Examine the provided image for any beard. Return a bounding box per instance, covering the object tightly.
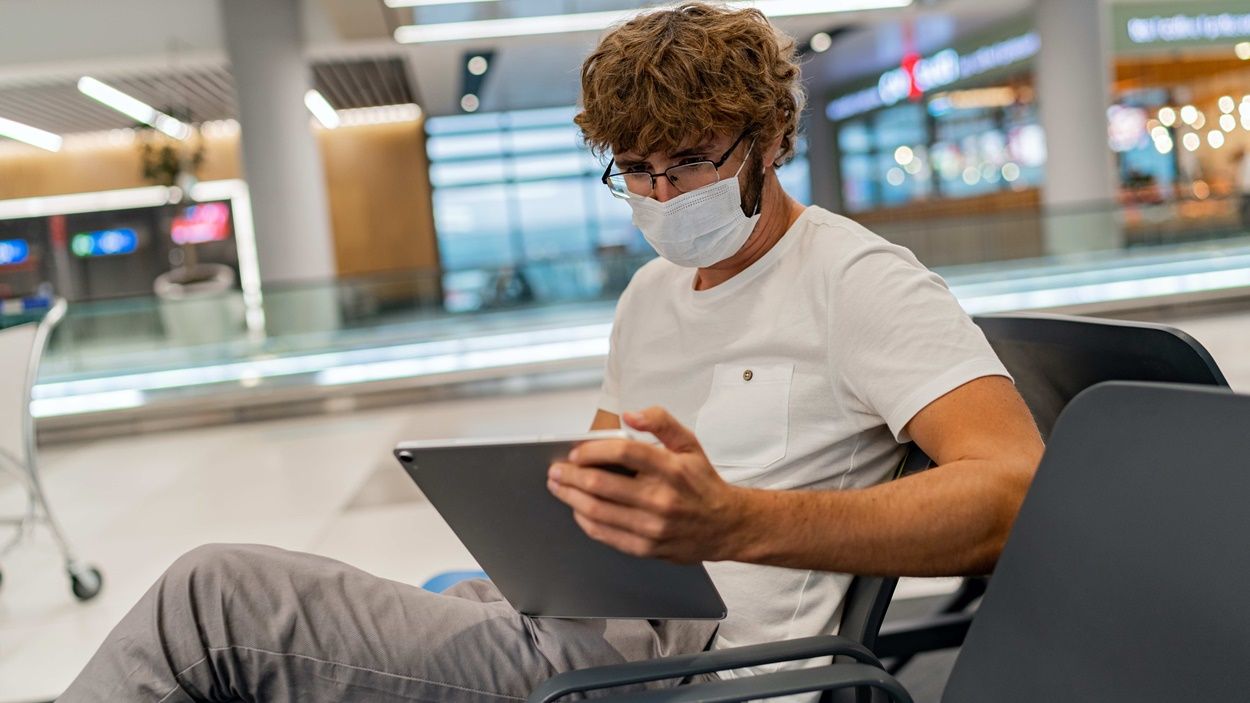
[738,147,766,218]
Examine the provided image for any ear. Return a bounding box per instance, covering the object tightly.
[764,131,785,170]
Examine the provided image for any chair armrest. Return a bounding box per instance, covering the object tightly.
[872,611,974,660]
[527,635,882,703]
[585,662,913,703]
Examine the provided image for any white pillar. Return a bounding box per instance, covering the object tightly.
[220,0,336,284]
[1035,0,1121,255]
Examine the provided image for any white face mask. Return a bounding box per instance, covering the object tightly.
[624,149,761,268]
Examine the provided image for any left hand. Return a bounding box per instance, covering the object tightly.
[547,406,748,563]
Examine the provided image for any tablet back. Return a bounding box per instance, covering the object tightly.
[395,436,727,620]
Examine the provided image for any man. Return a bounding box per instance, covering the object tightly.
[61,4,1042,701]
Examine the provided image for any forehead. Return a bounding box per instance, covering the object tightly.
[613,130,734,164]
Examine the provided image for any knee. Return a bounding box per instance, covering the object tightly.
[161,543,277,593]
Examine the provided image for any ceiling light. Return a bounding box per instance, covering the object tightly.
[77,76,190,140]
[385,0,498,7]
[304,89,341,129]
[460,93,481,112]
[467,55,489,75]
[1157,106,1176,127]
[395,0,912,43]
[0,116,62,152]
[1236,41,1250,60]
[810,32,833,53]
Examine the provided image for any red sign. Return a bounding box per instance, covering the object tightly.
[171,202,231,245]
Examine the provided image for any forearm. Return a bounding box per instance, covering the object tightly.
[727,459,1034,577]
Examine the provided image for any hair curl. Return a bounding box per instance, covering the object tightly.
[574,2,805,167]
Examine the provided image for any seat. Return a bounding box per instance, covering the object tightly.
[569,382,1250,701]
[527,445,931,703]
[0,298,102,601]
[875,312,1228,672]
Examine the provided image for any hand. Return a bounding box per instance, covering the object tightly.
[547,406,749,563]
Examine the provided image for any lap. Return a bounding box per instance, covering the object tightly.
[177,544,717,702]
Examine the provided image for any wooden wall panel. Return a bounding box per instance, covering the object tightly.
[315,121,440,277]
[0,125,439,279]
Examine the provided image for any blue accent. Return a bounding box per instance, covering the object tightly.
[72,228,139,257]
[420,570,488,593]
[0,239,29,266]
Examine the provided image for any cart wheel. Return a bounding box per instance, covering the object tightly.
[69,564,103,601]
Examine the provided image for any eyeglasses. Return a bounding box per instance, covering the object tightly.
[601,129,751,200]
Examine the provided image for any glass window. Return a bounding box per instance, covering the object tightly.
[432,184,514,270]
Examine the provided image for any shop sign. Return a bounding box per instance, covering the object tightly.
[71,229,139,258]
[827,32,1040,121]
[1127,12,1250,44]
[0,238,29,266]
[1114,2,1250,50]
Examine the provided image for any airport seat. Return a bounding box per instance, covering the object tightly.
[873,312,1229,672]
[528,445,932,703]
[545,382,1250,702]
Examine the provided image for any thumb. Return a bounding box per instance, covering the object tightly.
[623,406,703,454]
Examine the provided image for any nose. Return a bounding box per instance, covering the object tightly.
[652,175,679,203]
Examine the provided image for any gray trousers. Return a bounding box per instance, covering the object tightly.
[60,544,719,702]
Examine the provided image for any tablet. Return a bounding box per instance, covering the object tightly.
[394,431,727,620]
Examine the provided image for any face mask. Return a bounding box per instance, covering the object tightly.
[624,148,761,268]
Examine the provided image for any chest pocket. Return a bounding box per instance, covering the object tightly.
[694,362,793,477]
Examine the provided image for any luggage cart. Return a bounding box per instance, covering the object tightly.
[0,297,102,600]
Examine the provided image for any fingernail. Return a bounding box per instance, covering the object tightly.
[623,411,639,423]
[549,465,562,481]
[568,448,580,463]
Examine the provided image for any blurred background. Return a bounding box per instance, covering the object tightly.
[1,0,1249,434]
[2,1,1250,700]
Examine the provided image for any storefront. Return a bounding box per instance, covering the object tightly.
[824,25,1044,216]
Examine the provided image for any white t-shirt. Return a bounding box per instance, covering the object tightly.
[598,205,1009,683]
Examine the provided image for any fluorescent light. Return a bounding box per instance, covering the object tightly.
[395,0,911,43]
[77,76,190,140]
[386,0,498,6]
[0,116,62,152]
[0,185,171,221]
[304,89,341,129]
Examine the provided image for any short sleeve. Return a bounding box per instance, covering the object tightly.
[830,247,1010,443]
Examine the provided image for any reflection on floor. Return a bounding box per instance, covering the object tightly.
[1,310,1247,703]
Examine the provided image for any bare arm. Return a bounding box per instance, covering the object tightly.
[549,376,1042,577]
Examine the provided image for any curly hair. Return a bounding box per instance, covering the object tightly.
[574,2,805,167]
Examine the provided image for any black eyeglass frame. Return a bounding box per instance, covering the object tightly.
[600,128,753,197]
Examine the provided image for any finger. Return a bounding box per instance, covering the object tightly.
[572,512,656,558]
[549,462,653,508]
[569,439,680,479]
[548,481,663,537]
[623,406,702,454]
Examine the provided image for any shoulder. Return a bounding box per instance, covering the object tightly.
[794,206,930,285]
[619,256,681,305]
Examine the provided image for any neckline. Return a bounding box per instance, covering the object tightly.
[686,206,812,303]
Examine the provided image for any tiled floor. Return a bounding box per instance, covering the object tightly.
[0,310,1246,703]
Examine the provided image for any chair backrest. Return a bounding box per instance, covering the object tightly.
[974,312,1228,439]
[943,382,1250,702]
[0,322,39,465]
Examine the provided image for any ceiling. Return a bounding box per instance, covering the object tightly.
[0,0,1048,138]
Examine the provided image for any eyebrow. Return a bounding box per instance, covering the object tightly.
[614,141,717,170]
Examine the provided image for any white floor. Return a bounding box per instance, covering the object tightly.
[1,311,1247,703]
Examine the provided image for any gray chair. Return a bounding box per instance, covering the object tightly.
[528,446,931,703]
[564,381,1250,701]
[875,312,1228,670]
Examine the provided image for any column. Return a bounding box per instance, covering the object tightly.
[220,0,339,334]
[1035,0,1121,255]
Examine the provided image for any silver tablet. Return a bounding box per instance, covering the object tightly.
[394,431,726,620]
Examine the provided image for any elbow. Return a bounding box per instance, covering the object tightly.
[967,460,1038,575]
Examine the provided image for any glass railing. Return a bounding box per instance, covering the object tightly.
[11,194,1250,422]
